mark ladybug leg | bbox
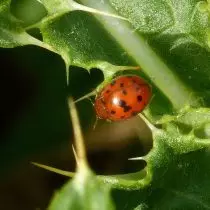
[89,98,95,106]
[93,117,99,130]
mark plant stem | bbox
[68,98,89,169]
[79,0,199,110]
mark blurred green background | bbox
[0,1,152,209]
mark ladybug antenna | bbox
[93,117,99,130]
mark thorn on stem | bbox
[72,144,79,166]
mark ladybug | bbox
[94,75,152,121]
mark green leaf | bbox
[143,148,210,210]
[110,0,209,49]
[112,108,210,209]
[78,0,210,109]
[113,145,210,210]
[40,11,131,68]
[10,0,47,26]
[2,0,210,209]
[48,167,115,210]
[36,0,210,112]
[0,0,54,48]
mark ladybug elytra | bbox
[94,75,152,121]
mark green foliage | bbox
[0,0,43,47]
[48,167,115,210]
[1,0,210,209]
[110,0,209,47]
[40,11,129,68]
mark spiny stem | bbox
[31,162,148,189]
[31,162,74,177]
[68,98,88,168]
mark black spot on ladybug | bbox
[122,90,127,95]
[137,95,142,102]
[118,100,126,108]
[132,79,136,83]
[106,90,110,94]
[124,105,132,112]
[120,83,124,87]
[111,110,116,115]
[111,80,116,86]
[117,99,132,112]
